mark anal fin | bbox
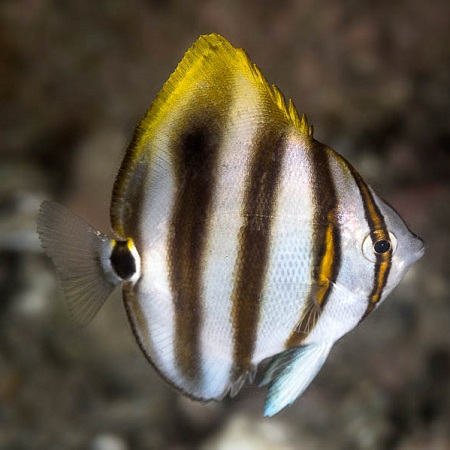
[260,341,332,417]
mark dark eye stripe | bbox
[343,161,392,321]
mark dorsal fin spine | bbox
[231,37,313,138]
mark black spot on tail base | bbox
[111,241,136,280]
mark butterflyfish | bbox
[37,33,425,416]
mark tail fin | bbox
[36,200,121,326]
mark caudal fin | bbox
[36,200,120,326]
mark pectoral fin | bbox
[261,341,332,417]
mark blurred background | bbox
[1,1,449,449]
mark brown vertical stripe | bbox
[168,119,221,382]
[286,143,342,348]
[231,129,287,378]
[347,165,392,321]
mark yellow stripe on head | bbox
[336,157,392,319]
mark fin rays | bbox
[37,201,120,326]
[261,342,332,416]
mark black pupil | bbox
[374,239,391,254]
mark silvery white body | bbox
[36,34,424,417]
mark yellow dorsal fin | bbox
[135,33,313,158]
[112,33,313,235]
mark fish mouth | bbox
[413,236,426,261]
[417,244,426,258]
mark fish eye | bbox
[373,239,391,254]
[362,231,397,262]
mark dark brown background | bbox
[1,1,449,449]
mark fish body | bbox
[37,34,424,416]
